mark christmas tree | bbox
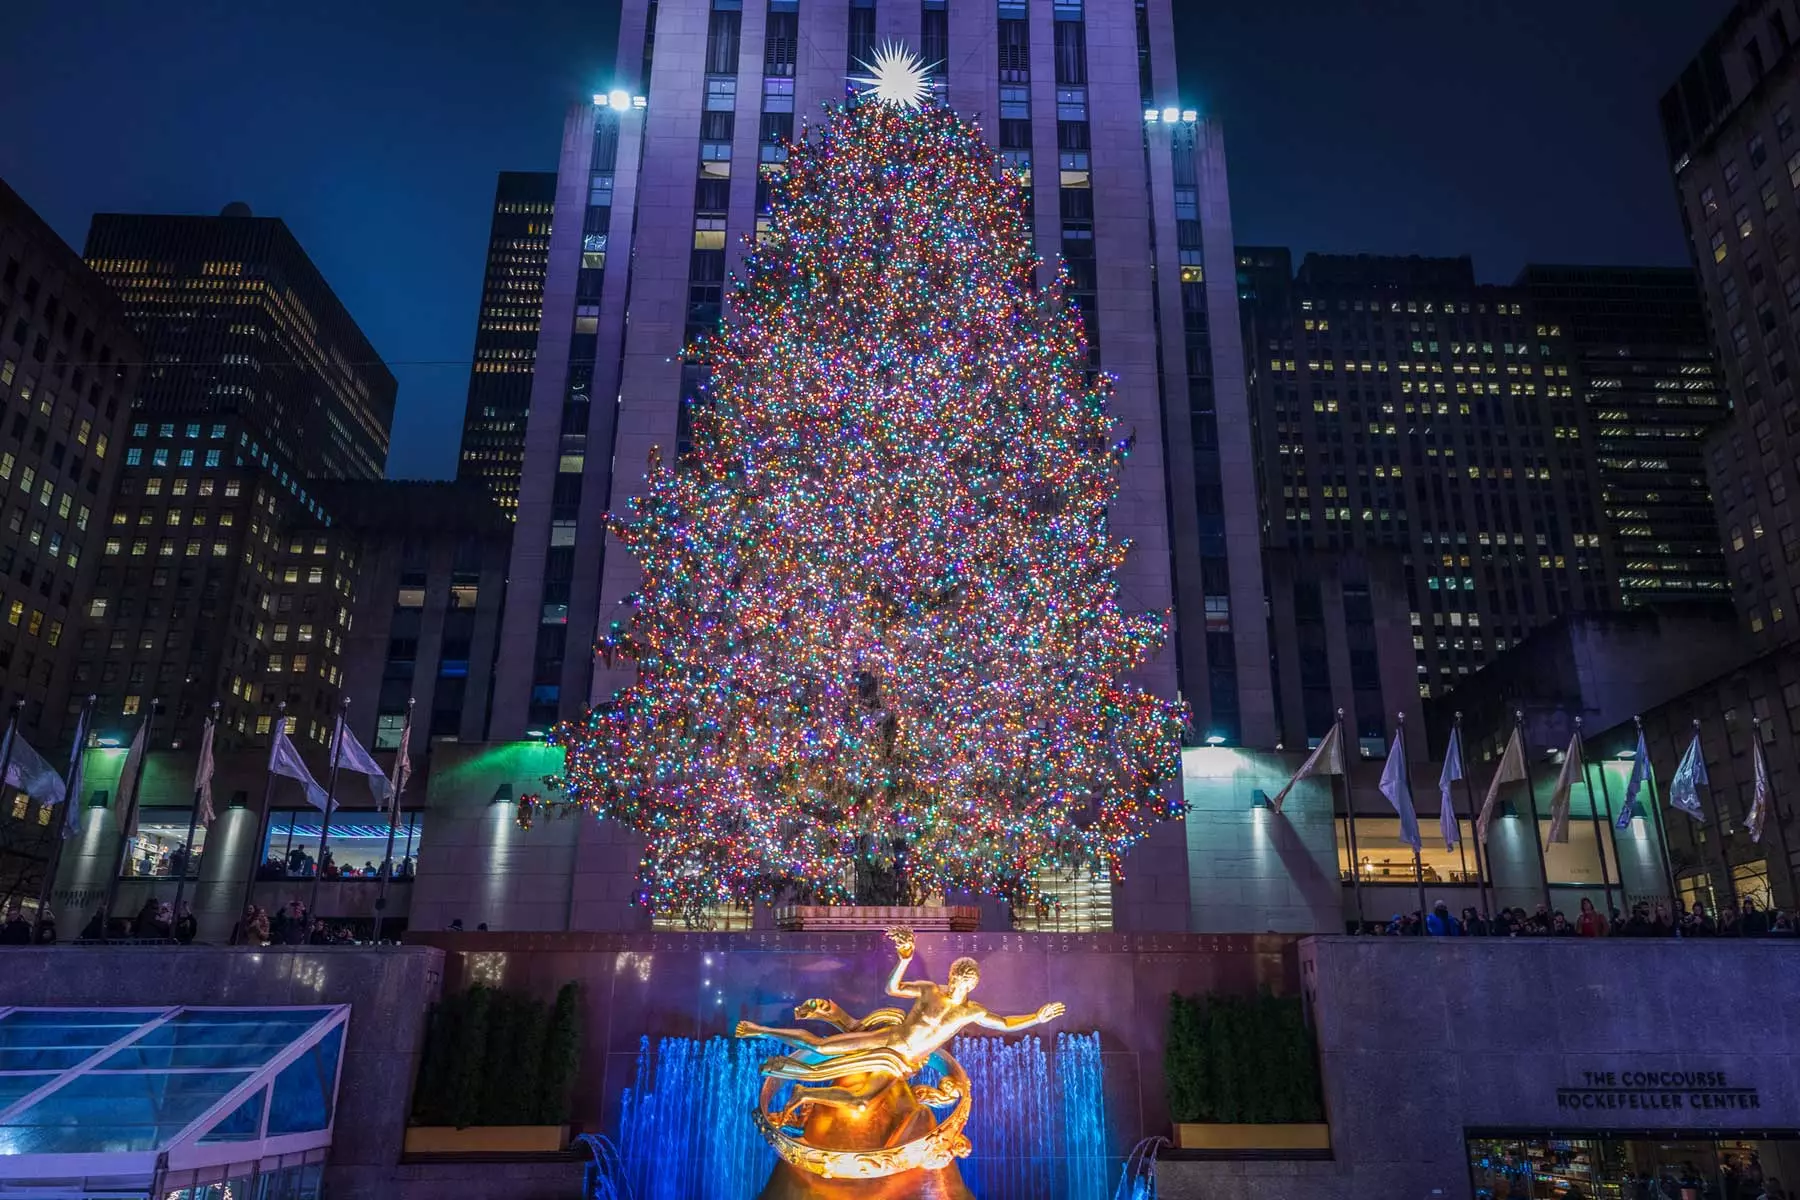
[556,63,1186,918]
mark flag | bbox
[1614,728,1650,831]
[1668,730,1708,822]
[193,716,217,826]
[1477,728,1526,845]
[0,724,68,826]
[1748,731,1773,844]
[388,717,413,811]
[112,716,149,834]
[1547,732,1583,844]
[1268,723,1342,815]
[59,707,90,839]
[1438,725,1465,850]
[268,724,333,813]
[1379,726,1420,851]
[331,720,393,805]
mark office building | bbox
[456,172,556,517]
[1518,264,1727,607]
[80,206,397,749]
[0,179,140,747]
[1661,0,1800,649]
[1240,251,1723,751]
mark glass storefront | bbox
[258,810,423,880]
[120,808,207,878]
[1470,1133,1800,1200]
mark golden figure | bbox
[735,928,1065,1199]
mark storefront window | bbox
[257,811,423,880]
[1012,863,1113,932]
[1338,817,1480,884]
[121,808,207,878]
[1469,1134,1792,1200]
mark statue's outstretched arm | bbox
[973,1001,1066,1032]
[885,927,922,998]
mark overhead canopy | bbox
[0,1006,348,1199]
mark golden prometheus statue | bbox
[735,927,1066,1200]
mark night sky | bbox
[1,0,1732,480]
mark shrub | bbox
[1164,990,1322,1124]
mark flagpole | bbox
[1695,718,1739,914]
[1572,719,1616,919]
[1336,708,1363,933]
[1753,718,1797,911]
[237,700,287,939]
[169,701,219,929]
[101,699,161,933]
[1454,712,1493,920]
[1515,709,1554,916]
[307,699,350,925]
[1399,713,1427,934]
[1637,716,1682,930]
[35,695,95,920]
[372,697,414,944]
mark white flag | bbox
[1547,732,1583,844]
[1438,725,1465,850]
[268,724,334,813]
[1269,724,1342,815]
[388,718,413,812]
[1668,730,1708,821]
[1379,725,1421,851]
[112,716,149,835]
[59,708,90,839]
[1477,728,1526,845]
[1748,732,1773,844]
[332,720,393,804]
[0,723,66,819]
[193,716,217,826]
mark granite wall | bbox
[0,946,443,1198]
[1163,936,1800,1200]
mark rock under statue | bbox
[735,928,1066,1199]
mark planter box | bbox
[775,905,981,932]
[1173,1123,1331,1153]
[403,1125,568,1156]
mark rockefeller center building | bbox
[492,0,1273,753]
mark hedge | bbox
[1165,990,1323,1124]
[411,981,582,1127]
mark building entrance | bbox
[1469,1134,1800,1200]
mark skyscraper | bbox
[1661,0,1800,648]
[457,172,556,517]
[81,206,397,748]
[0,178,140,746]
[1241,252,1723,743]
[492,0,1271,756]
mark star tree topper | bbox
[852,42,937,110]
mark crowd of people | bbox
[1370,895,1799,938]
[254,846,414,882]
[228,899,360,946]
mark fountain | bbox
[615,1030,1109,1200]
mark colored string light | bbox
[552,96,1187,917]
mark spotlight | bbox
[1161,106,1180,123]
[609,89,631,109]
[1180,109,1198,123]
[1204,733,1228,746]
[1143,108,1160,123]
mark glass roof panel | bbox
[0,1074,56,1109]
[1,1069,255,1153]
[93,1009,332,1072]
[0,1010,164,1052]
[197,1087,267,1143]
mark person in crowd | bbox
[398,855,415,880]
[1461,906,1488,936]
[286,846,306,876]
[131,897,163,938]
[307,918,331,945]
[79,906,106,941]
[1764,1178,1788,1200]
[320,849,338,880]
[274,900,310,945]
[167,843,189,878]
[1740,897,1770,935]
[0,904,32,945]
[1719,904,1741,937]
[1576,897,1608,937]
[1683,901,1716,937]
[231,904,258,945]
[1527,903,1552,934]
[1551,910,1574,936]
[448,917,466,933]
[33,911,55,945]
[174,903,198,945]
[1426,900,1462,936]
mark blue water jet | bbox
[614,1031,1109,1200]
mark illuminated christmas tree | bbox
[555,57,1186,918]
